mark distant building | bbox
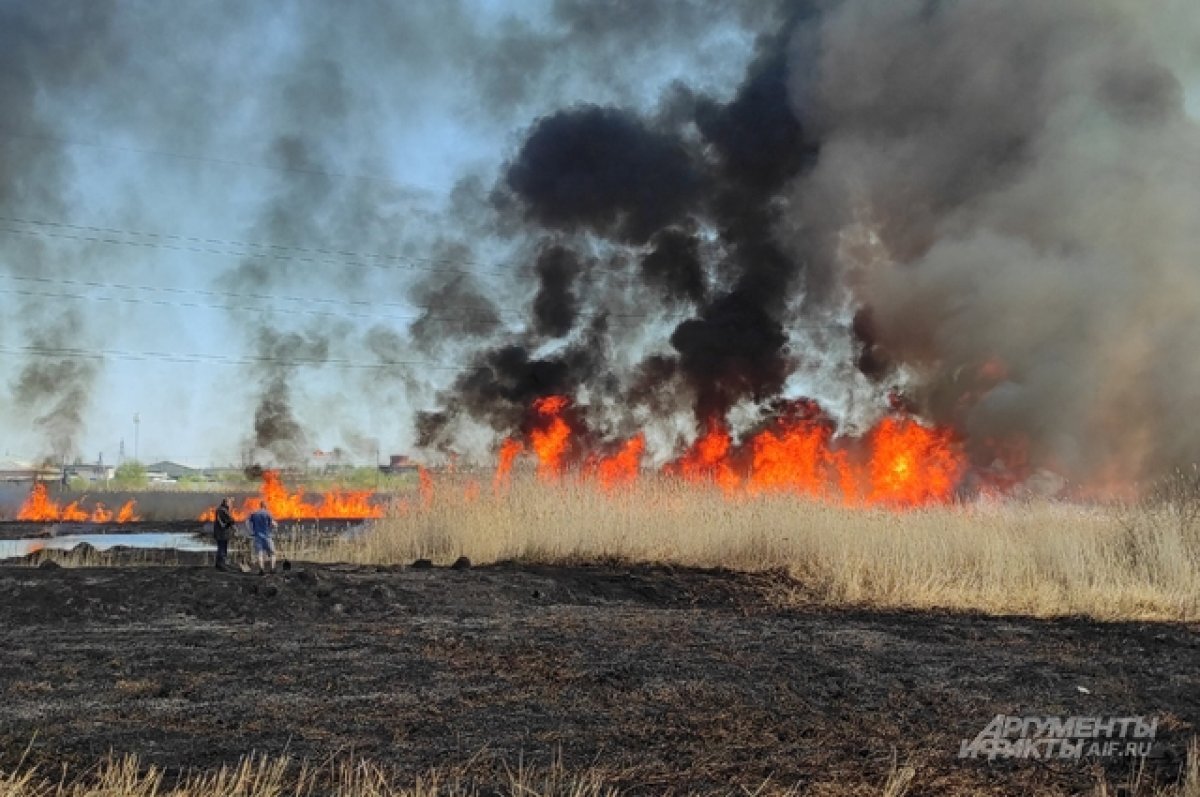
[146,461,200,481]
[0,459,60,483]
[67,462,116,482]
[381,454,418,474]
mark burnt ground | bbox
[0,560,1196,795]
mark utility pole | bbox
[133,413,140,462]
[373,440,380,488]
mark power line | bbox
[0,222,855,330]
[0,271,597,320]
[0,213,771,292]
[0,271,492,314]
[0,129,413,189]
[0,281,503,326]
[0,284,662,326]
[0,214,491,271]
[0,218,509,282]
[0,344,478,372]
[0,272,851,329]
[0,214,857,335]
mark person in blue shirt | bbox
[246,501,278,575]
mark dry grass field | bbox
[5,476,1199,794]
[0,741,1197,796]
[297,476,1200,622]
[0,752,623,797]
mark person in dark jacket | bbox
[213,497,236,570]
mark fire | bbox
[15,483,141,523]
[418,466,435,507]
[529,395,572,478]
[865,417,965,507]
[117,501,138,523]
[494,438,523,492]
[668,419,740,493]
[590,434,645,490]
[747,415,838,497]
[17,483,57,521]
[198,470,384,522]
[486,394,968,508]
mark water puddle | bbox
[0,532,213,559]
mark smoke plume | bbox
[419,0,1200,492]
[785,0,1200,485]
[246,330,329,466]
[2,0,1196,491]
[421,3,822,456]
[0,3,120,459]
[14,317,98,461]
[531,245,582,338]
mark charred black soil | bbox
[0,561,1196,795]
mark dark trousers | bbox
[215,538,229,567]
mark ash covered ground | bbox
[0,560,1196,794]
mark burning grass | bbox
[196,470,384,522]
[310,476,1200,622]
[15,484,140,524]
[495,396,970,507]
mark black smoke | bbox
[669,290,790,421]
[14,320,98,461]
[417,314,612,452]
[640,229,706,305]
[253,376,306,465]
[505,105,703,244]
[407,273,502,355]
[0,3,121,458]
[422,8,824,445]
[247,330,329,465]
[531,244,581,338]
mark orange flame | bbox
[668,419,741,493]
[418,466,435,508]
[530,395,572,479]
[16,483,141,523]
[747,418,838,497]
[494,438,523,492]
[90,503,114,523]
[591,434,645,490]
[117,501,139,523]
[60,500,88,522]
[482,396,968,509]
[17,483,56,521]
[198,470,383,522]
[865,417,965,507]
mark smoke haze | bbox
[789,0,1200,485]
[0,0,1195,492]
